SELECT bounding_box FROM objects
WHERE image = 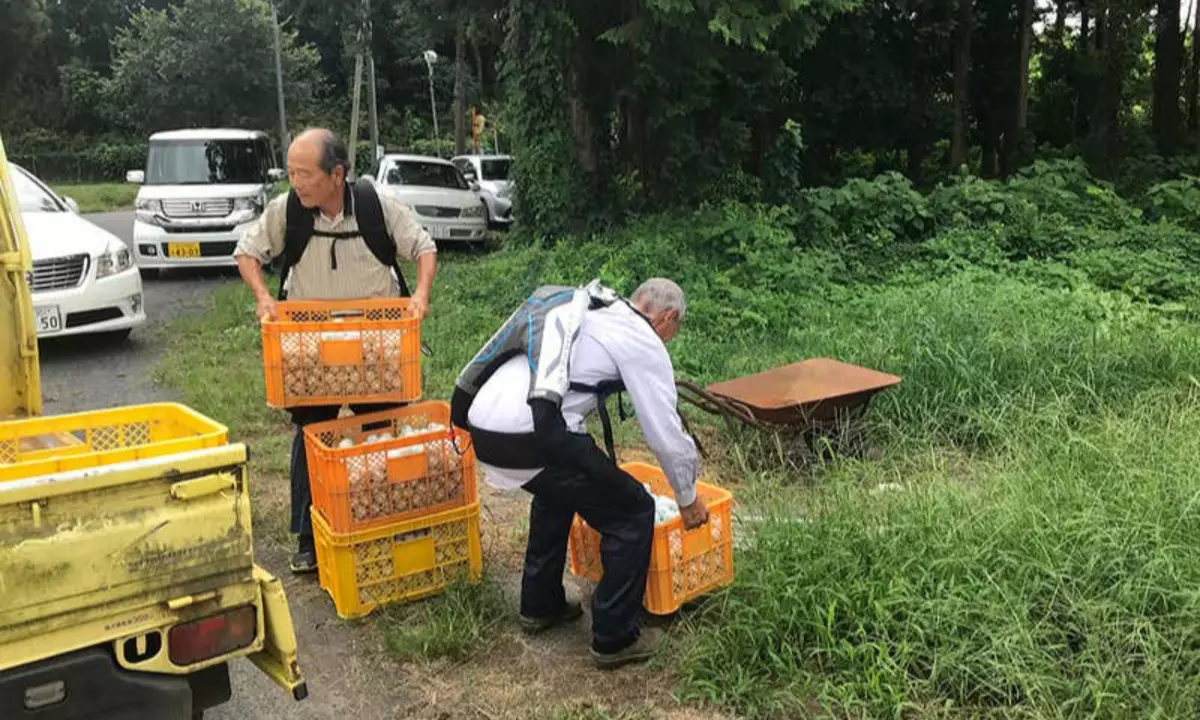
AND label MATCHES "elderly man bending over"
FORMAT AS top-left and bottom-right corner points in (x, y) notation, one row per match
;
(450, 278), (706, 670)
